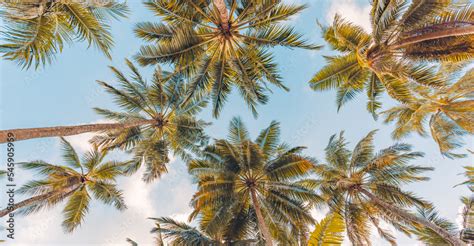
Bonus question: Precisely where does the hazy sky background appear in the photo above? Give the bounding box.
[0,0,472,245]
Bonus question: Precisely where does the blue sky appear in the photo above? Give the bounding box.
[0,0,472,245]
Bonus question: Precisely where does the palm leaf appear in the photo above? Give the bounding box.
[308,212,345,246]
[59,137,82,171]
[62,3,113,58]
[62,186,90,232]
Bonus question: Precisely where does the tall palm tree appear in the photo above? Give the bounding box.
[134,0,320,117]
[188,117,321,246]
[0,0,128,69]
[314,130,463,245]
[310,1,473,117]
[382,68,473,158]
[0,137,128,232]
[0,60,208,182]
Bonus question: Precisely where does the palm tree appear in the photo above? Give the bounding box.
[0,0,128,69]
[310,1,473,117]
[188,117,321,246]
[382,68,473,158]
[0,60,209,182]
[134,0,320,117]
[308,212,345,246]
[0,137,128,232]
[314,130,463,245]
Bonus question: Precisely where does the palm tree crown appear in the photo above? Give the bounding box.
[0,0,129,69]
[4,138,128,232]
[135,0,320,117]
[382,67,473,158]
[91,59,209,182]
[188,117,320,245]
[314,130,462,245]
[310,1,473,117]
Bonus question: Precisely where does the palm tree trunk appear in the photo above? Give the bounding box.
[393,22,474,49]
[0,119,155,143]
[250,188,273,246]
[213,0,230,31]
[359,188,463,246]
[0,186,78,217]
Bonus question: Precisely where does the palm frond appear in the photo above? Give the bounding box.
[62,3,113,58]
[151,217,215,245]
[410,207,458,245]
[308,212,345,246]
[62,187,90,232]
[89,181,126,210]
[60,137,82,171]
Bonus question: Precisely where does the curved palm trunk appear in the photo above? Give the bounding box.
[250,189,273,246]
[360,188,463,246]
[0,186,78,217]
[213,0,230,31]
[393,22,474,49]
[0,119,155,143]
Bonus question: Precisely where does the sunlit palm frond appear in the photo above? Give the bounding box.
[429,113,467,159]
[308,212,345,245]
[0,1,128,69]
[151,217,215,245]
[89,181,126,210]
[399,0,450,31]
[324,14,371,52]
[370,0,406,43]
[62,186,90,232]
[309,54,362,91]
[410,207,458,245]
[60,137,82,170]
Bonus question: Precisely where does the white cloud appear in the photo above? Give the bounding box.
[326,0,372,31]
[122,168,157,216]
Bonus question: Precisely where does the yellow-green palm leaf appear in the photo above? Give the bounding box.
[308,212,345,246]
[0,0,129,69]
